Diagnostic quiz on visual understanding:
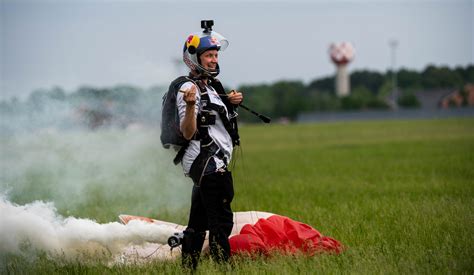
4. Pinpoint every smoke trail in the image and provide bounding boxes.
[0,122,191,224]
[0,85,192,265]
[0,196,176,260]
